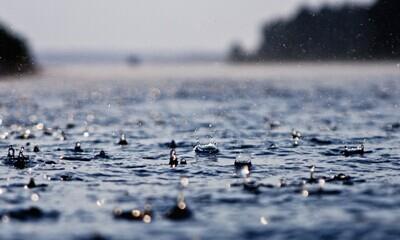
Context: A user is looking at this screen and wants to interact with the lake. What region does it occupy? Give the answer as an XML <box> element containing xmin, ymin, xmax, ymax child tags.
<box><xmin>1</xmin><ymin>62</ymin><xmax>400</xmax><ymax>240</ymax></box>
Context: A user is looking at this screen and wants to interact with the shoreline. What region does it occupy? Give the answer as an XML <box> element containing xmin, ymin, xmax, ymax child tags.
<box><xmin>0</xmin><ymin>61</ymin><xmax>400</xmax><ymax>84</ymax></box>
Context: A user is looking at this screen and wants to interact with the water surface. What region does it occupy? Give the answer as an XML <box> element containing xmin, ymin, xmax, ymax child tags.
<box><xmin>1</xmin><ymin>63</ymin><xmax>400</xmax><ymax>240</ymax></box>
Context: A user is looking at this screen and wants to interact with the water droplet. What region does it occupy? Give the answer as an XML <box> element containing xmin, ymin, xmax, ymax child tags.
<box><xmin>180</xmin><ymin>177</ymin><xmax>189</xmax><ymax>187</ymax></box>
<box><xmin>260</xmin><ymin>216</ymin><xmax>268</xmax><ymax>225</ymax></box>
<box><xmin>86</xmin><ymin>114</ymin><xmax>95</xmax><ymax>122</ymax></box>
<box><xmin>118</xmin><ymin>133</ymin><xmax>128</xmax><ymax>145</ymax></box>
<box><xmin>33</xmin><ymin>145</ymin><xmax>40</xmax><ymax>152</ymax></box>
<box><xmin>2</xmin><ymin>215</ymin><xmax>10</xmax><ymax>223</ymax></box>
<box><xmin>36</xmin><ymin>123</ymin><xmax>44</xmax><ymax>130</ymax></box>
<box><xmin>319</xmin><ymin>178</ymin><xmax>325</xmax><ymax>188</ymax></box>
<box><xmin>143</xmin><ymin>214</ymin><xmax>152</xmax><ymax>223</ymax></box>
<box><xmin>74</xmin><ymin>142</ymin><xmax>83</xmax><ymax>152</ymax></box>
<box><xmin>178</xmin><ymin>201</ymin><xmax>186</xmax><ymax>210</ymax></box>
<box><xmin>31</xmin><ymin>193</ymin><xmax>40</xmax><ymax>202</ymax></box>
<box><xmin>96</xmin><ymin>199</ymin><xmax>105</xmax><ymax>207</ymax></box>
<box><xmin>240</xmin><ymin>165</ymin><xmax>250</xmax><ymax>178</ymax></box>
<box><xmin>302</xmin><ymin>189</ymin><xmax>309</xmax><ymax>197</ymax></box>
<box><xmin>132</xmin><ymin>209</ymin><xmax>141</xmax><ymax>217</ymax></box>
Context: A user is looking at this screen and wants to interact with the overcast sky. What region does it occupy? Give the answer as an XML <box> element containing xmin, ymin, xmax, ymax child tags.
<box><xmin>0</xmin><ymin>0</ymin><xmax>374</xmax><ymax>53</ymax></box>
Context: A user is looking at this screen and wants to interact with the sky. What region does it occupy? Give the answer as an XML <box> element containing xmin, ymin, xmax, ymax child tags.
<box><xmin>0</xmin><ymin>0</ymin><xmax>374</xmax><ymax>54</ymax></box>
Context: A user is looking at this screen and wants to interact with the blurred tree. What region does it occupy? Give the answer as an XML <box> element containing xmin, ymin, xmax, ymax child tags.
<box><xmin>0</xmin><ymin>21</ymin><xmax>35</xmax><ymax>76</ymax></box>
<box><xmin>369</xmin><ymin>0</ymin><xmax>400</xmax><ymax>59</ymax></box>
<box><xmin>230</xmin><ymin>0</ymin><xmax>400</xmax><ymax>62</ymax></box>
<box><xmin>228</xmin><ymin>42</ymin><xmax>247</xmax><ymax>62</ymax></box>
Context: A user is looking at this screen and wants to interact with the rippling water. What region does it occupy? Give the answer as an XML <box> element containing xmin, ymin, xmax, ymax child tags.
<box><xmin>1</xmin><ymin>63</ymin><xmax>400</xmax><ymax>240</ymax></box>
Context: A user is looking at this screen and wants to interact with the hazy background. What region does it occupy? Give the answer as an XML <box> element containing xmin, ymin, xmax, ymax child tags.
<box><xmin>0</xmin><ymin>0</ymin><xmax>373</xmax><ymax>57</ymax></box>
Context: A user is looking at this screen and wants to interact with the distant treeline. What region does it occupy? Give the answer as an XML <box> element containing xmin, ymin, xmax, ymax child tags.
<box><xmin>229</xmin><ymin>0</ymin><xmax>400</xmax><ymax>62</ymax></box>
<box><xmin>0</xmin><ymin>21</ymin><xmax>35</xmax><ymax>76</ymax></box>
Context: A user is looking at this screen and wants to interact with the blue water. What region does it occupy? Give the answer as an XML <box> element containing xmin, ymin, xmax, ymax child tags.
<box><xmin>0</xmin><ymin>63</ymin><xmax>400</xmax><ymax>240</ymax></box>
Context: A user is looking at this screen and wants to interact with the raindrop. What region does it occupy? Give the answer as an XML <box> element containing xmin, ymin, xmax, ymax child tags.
<box><xmin>260</xmin><ymin>216</ymin><xmax>268</xmax><ymax>225</ymax></box>
<box><xmin>74</xmin><ymin>142</ymin><xmax>83</xmax><ymax>152</ymax></box>
<box><xmin>118</xmin><ymin>133</ymin><xmax>128</xmax><ymax>145</ymax></box>
<box><xmin>31</xmin><ymin>193</ymin><xmax>40</xmax><ymax>202</ymax></box>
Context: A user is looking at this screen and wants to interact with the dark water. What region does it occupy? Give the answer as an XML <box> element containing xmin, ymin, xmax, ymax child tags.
<box><xmin>1</xmin><ymin>63</ymin><xmax>400</xmax><ymax>240</ymax></box>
